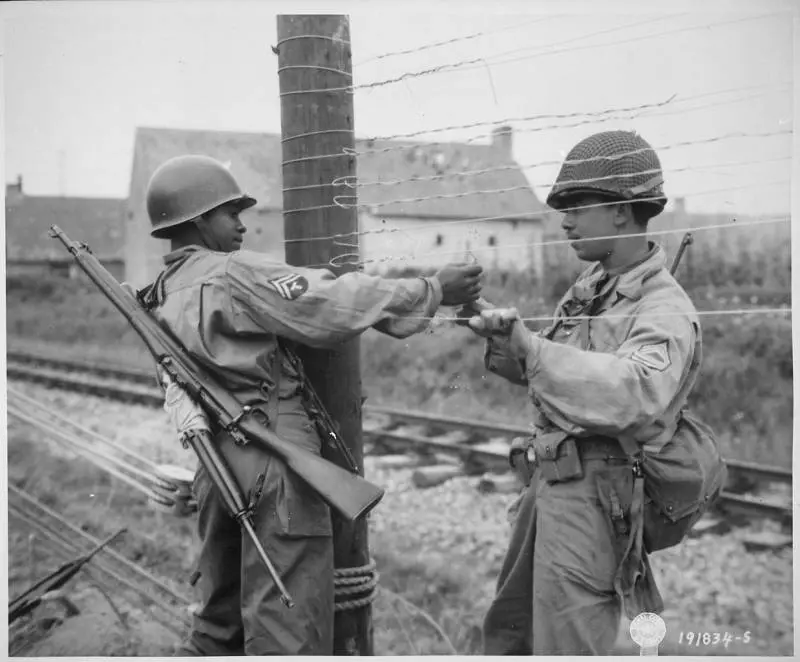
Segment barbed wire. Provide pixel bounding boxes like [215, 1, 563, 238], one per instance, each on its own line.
[281, 129, 791, 217]
[281, 159, 790, 245]
[280, 98, 790, 170]
[359, 12, 783, 89]
[329, 156, 790, 212]
[344, 96, 680, 159]
[282, 13, 779, 98]
[407, 306, 791, 325]
[279, 15, 677, 96]
[364, 80, 790, 143]
[333, 125, 791, 191]
[354, 16, 557, 66]
[279, 95, 677, 170]
[325, 210, 790, 269]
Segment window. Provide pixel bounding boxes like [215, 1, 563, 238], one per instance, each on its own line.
[436, 234, 444, 246]
[488, 236, 497, 247]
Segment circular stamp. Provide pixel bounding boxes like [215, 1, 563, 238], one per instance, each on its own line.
[630, 612, 667, 649]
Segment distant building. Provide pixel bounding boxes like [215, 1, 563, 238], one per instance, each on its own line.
[5, 176, 125, 278]
[125, 126, 548, 287]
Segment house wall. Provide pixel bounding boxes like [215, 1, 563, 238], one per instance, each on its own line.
[359, 212, 544, 281]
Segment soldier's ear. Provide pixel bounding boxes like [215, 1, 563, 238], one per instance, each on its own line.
[612, 202, 635, 227]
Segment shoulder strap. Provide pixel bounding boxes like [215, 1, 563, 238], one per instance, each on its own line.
[267, 342, 283, 430]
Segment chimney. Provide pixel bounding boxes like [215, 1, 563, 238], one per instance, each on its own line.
[6, 174, 23, 202]
[492, 125, 513, 159]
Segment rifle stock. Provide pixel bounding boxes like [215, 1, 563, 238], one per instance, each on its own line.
[48, 226, 384, 523]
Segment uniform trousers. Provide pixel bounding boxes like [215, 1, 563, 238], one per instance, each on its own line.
[175, 397, 334, 656]
[482, 441, 639, 655]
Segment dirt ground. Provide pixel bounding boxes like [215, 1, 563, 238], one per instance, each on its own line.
[11, 591, 180, 657]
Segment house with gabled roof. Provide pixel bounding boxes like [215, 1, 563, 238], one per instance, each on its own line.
[125, 125, 549, 287]
[5, 176, 126, 278]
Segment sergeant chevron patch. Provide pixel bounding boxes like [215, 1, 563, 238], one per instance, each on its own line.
[268, 274, 309, 300]
[631, 341, 671, 371]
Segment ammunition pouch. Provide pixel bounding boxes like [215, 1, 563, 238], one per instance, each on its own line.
[508, 437, 536, 487]
[531, 431, 583, 484]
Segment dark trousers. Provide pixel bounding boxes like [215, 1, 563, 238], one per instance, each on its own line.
[175, 402, 334, 656]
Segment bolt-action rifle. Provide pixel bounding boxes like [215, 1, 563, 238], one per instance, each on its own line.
[49, 226, 386, 608]
[9, 528, 127, 623]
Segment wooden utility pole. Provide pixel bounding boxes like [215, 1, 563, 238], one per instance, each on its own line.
[276, 15, 372, 656]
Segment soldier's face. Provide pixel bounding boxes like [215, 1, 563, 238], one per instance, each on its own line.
[198, 202, 247, 253]
[560, 194, 620, 262]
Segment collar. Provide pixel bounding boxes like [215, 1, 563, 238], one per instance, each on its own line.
[576, 242, 666, 302]
[162, 244, 206, 266]
[612, 242, 666, 301]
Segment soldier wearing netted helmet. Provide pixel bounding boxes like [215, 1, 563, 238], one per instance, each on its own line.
[142, 154, 484, 656]
[467, 130, 705, 654]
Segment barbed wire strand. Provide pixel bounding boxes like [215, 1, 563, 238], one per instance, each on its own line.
[281, 130, 791, 216]
[330, 156, 791, 211]
[278, 16, 673, 96]
[346, 97, 678, 158]
[347, 119, 790, 161]
[281, 96, 678, 173]
[336, 128, 791, 191]
[276, 65, 353, 77]
[281, 13, 778, 97]
[369, 12, 784, 88]
[282, 129, 354, 144]
[274, 34, 350, 48]
[409, 307, 791, 324]
[325, 212, 790, 269]
[354, 15, 674, 92]
[284, 176, 789, 249]
[354, 16, 558, 66]
[365, 80, 790, 143]
[281, 107, 790, 169]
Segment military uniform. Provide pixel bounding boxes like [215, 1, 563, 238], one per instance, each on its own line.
[481, 243, 701, 654]
[147, 247, 444, 656]
[479, 131, 703, 655]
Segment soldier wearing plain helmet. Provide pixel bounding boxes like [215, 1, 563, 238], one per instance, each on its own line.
[142, 154, 484, 656]
[467, 130, 707, 655]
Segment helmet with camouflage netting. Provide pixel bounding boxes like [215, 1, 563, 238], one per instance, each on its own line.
[546, 130, 667, 221]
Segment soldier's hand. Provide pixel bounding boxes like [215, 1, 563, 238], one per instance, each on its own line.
[468, 308, 534, 358]
[454, 297, 495, 327]
[435, 262, 483, 306]
[467, 307, 520, 337]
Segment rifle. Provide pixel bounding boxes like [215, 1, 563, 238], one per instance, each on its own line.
[9, 528, 126, 623]
[279, 341, 358, 474]
[670, 232, 693, 276]
[49, 226, 386, 608]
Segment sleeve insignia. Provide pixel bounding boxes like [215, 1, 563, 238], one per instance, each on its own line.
[630, 341, 671, 371]
[268, 274, 309, 300]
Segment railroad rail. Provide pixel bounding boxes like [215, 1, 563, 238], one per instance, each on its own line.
[6, 348, 793, 527]
[7, 485, 192, 655]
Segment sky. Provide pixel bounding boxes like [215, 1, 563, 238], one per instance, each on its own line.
[1, 0, 796, 218]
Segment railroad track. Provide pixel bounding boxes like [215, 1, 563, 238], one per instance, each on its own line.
[7, 485, 192, 654]
[7, 348, 793, 528]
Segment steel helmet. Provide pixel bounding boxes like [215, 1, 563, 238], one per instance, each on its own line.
[146, 155, 257, 239]
[546, 130, 667, 221]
